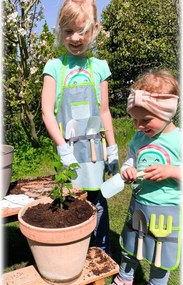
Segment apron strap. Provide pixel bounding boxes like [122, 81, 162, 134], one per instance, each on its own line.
[88, 59, 99, 107]
[55, 55, 67, 116]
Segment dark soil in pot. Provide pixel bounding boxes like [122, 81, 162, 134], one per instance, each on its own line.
[22, 196, 94, 228]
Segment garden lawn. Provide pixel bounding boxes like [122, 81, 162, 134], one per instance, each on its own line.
[3, 118, 181, 284]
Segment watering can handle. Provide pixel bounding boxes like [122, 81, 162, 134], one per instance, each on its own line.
[136, 237, 143, 260]
[154, 241, 162, 267]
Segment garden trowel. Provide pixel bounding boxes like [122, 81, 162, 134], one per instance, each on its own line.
[86, 116, 101, 163]
[132, 209, 147, 260]
[65, 120, 78, 152]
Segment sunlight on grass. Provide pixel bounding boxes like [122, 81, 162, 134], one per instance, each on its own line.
[5, 118, 180, 284]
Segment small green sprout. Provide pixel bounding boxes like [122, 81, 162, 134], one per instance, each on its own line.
[49, 153, 80, 209]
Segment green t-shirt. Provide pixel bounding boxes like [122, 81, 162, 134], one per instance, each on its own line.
[129, 128, 181, 205]
[43, 55, 111, 112]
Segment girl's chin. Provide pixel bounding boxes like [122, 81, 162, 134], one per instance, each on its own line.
[68, 50, 84, 56]
[144, 130, 154, 137]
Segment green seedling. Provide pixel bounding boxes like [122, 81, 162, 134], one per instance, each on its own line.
[49, 153, 80, 210]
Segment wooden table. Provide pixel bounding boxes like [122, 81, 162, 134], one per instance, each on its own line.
[1, 178, 87, 222]
[2, 247, 119, 285]
[1, 206, 21, 223]
[2, 207, 21, 218]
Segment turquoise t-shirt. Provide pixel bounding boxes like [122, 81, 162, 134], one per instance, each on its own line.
[43, 55, 111, 112]
[129, 128, 181, 206]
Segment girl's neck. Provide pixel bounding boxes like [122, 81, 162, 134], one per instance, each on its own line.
[162, 122, 176, 133]
[67, 52, 88, 58]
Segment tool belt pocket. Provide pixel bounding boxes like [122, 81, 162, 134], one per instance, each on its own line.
[68, 134, 104, 163]
[120, 196, 181, 271]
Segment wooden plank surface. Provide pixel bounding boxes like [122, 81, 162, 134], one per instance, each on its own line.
[1, 178, 87, 219]
[1, 207, 21, 218]
[2, 265, 47, 285]
[2, 247, 119, 285]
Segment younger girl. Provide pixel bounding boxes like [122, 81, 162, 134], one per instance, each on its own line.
[112, 69, 181, 285]
[41, 0, 119, 254]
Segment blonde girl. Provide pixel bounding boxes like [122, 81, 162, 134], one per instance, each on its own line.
[41, 0, 119, 254]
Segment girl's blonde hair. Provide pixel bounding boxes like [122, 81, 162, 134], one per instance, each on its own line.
[131, 69, 179, 96]
[56, 0, 99, 45]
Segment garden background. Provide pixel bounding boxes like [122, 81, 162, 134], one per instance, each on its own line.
[3, 0, 180, 284]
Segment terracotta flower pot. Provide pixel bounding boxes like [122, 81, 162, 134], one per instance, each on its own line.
[18, 197, 97, 283]
[1, 144, 14, 199]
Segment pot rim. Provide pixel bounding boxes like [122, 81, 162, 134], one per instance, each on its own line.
[2, 144, 14, 154]
[18, 197, 97, 244]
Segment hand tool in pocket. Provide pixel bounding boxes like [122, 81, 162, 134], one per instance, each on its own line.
[101, 171, 145, 199]
[132, 209, 147, 260]
[86, 117, 101, 163]
[99, 130, 107, 161]
[65, 120, 78, 152]
[149, 214, 173, 267]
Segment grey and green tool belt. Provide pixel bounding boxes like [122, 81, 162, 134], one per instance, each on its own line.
[66, 134, 102, 143]
[120, 195, 181, 271]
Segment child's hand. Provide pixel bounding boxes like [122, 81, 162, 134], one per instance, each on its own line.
[106, 144, 119, 175]
[57, 144, 78, 167]
[143, 164, 175, 181]
[121, 167, 138, 182]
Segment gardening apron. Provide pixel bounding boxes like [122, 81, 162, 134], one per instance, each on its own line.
[55, 55, 105, 190]
[120, 195, 181, 270]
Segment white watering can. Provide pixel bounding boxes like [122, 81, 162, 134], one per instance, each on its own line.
[101, 171, 144, 198]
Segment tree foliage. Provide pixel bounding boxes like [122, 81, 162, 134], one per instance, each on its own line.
[96, 0, 180, 117]
[3, 0, 180, 150]
[3, 0, 58, 147]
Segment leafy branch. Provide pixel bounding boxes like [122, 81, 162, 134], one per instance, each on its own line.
[49, 153, 80, 209]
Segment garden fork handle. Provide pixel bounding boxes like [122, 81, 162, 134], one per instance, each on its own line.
[154, 241, 162, 267]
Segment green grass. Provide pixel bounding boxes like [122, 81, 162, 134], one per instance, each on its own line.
[3, 118, 180, 284]
[3, 222, 34, 272]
